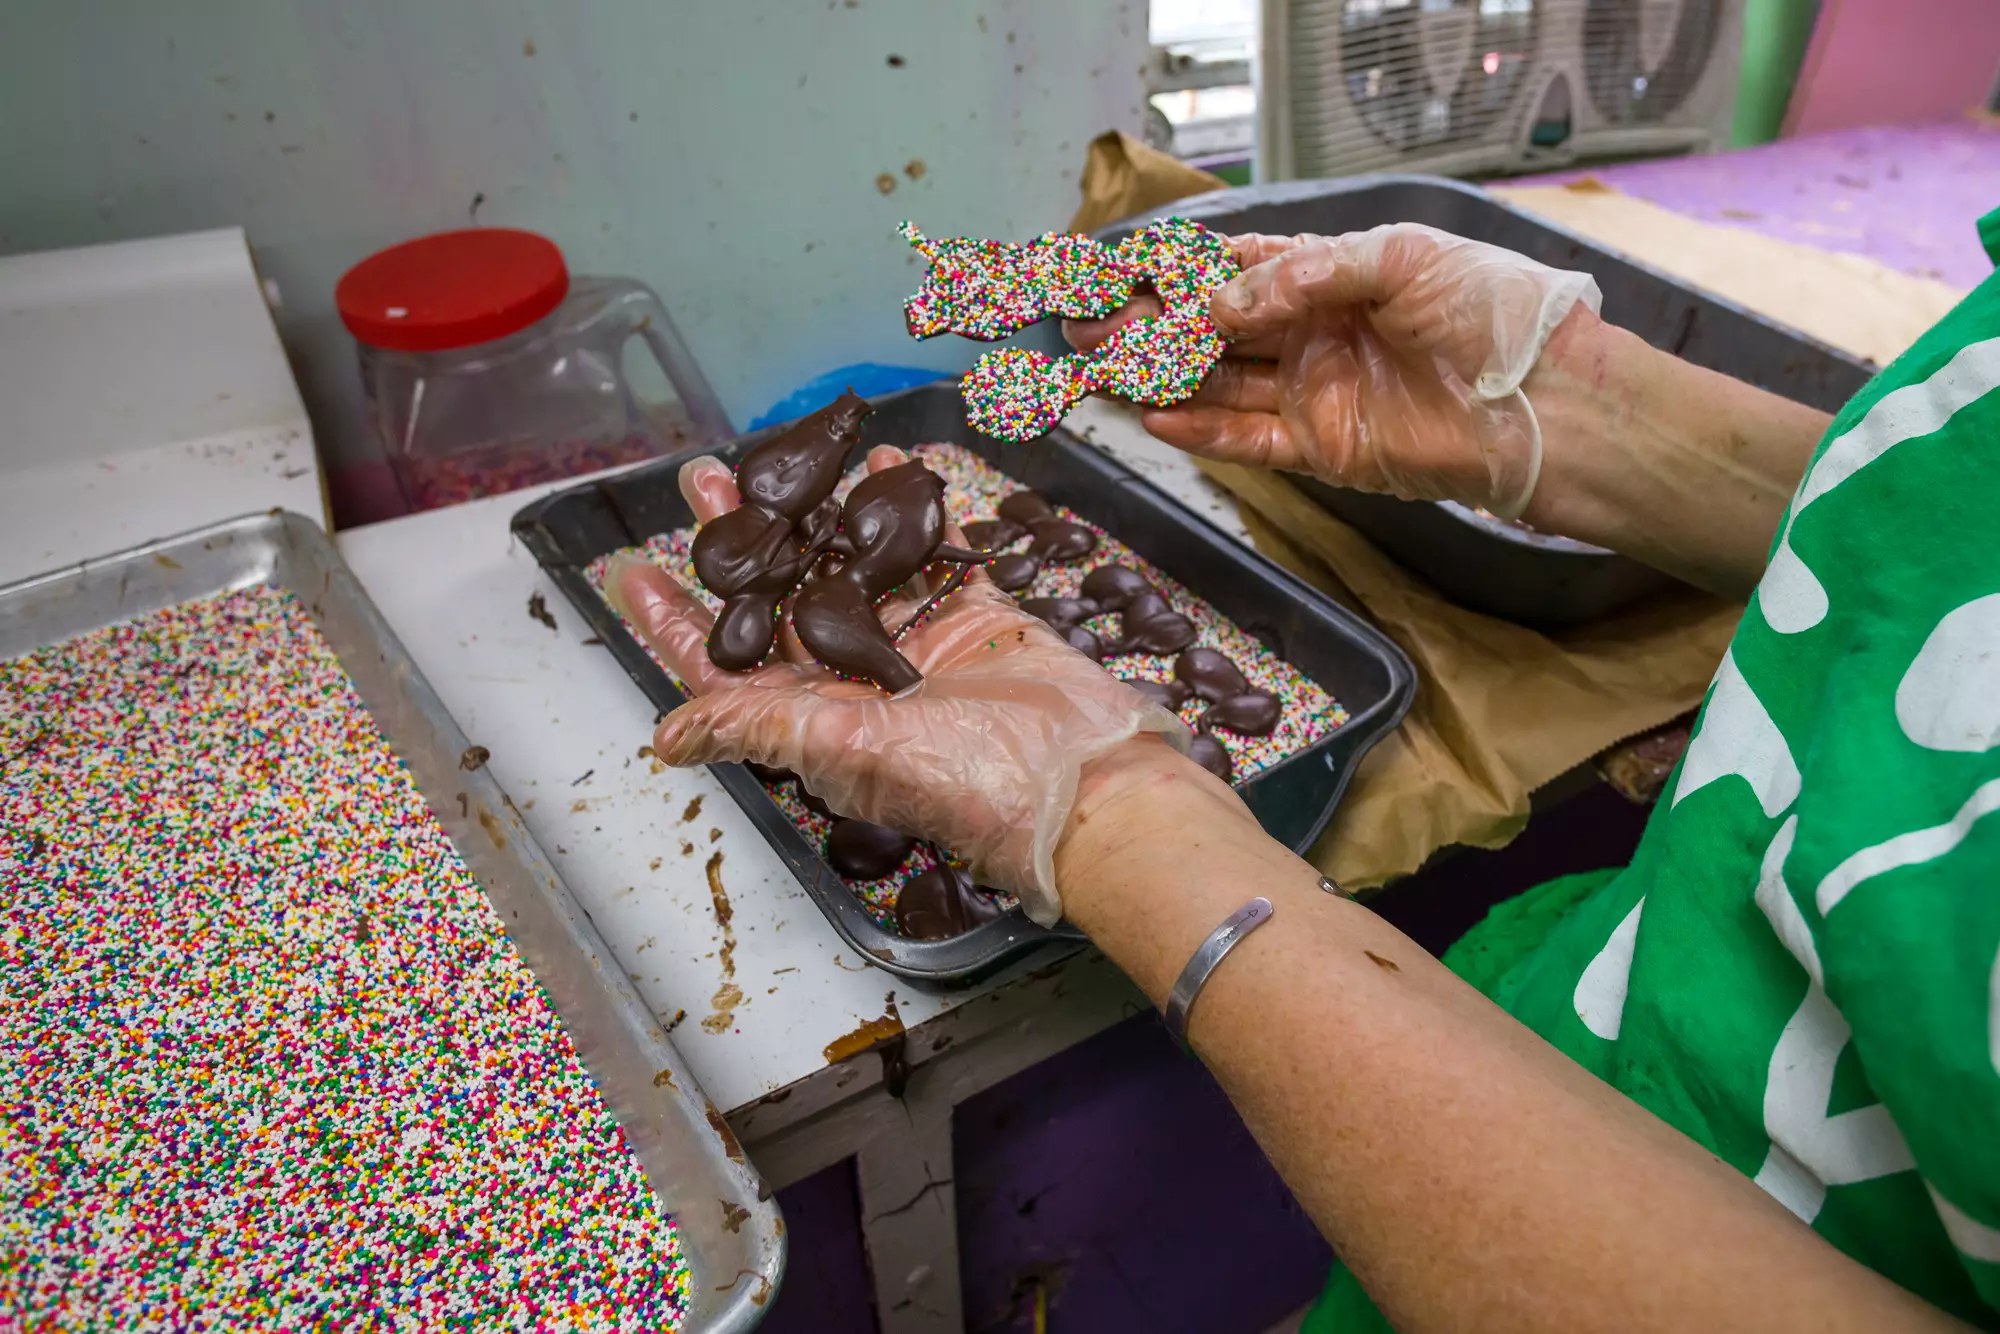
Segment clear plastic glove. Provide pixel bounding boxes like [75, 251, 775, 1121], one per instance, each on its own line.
[604, 446, 1190, 927]
[1067, 225, 1601, 520]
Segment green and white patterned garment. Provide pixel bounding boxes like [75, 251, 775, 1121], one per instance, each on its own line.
[1310, 209, 2000, 1331]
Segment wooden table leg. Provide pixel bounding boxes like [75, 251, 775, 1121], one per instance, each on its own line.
[855, 1066, 963, 1334]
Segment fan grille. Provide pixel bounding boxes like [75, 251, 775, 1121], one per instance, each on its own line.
[1582, 0, 1724, 123]
[1324, 0, 1539, 154]
[1280, 0, 1734, 177]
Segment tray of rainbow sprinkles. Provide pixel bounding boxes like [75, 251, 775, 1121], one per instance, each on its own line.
[513, 383, 1417, 984]
[0, 512, 781, 1331]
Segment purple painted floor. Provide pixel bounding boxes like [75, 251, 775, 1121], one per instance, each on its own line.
[1522, 120, 2000, 288]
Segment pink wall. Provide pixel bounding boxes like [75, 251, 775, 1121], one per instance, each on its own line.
[1785, 0, 2000, 137]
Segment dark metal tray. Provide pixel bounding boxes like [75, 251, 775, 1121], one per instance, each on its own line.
[1097, 175, 1877, 629]
[512, 383, 1416, 986]
[0, 513, 783, 1332]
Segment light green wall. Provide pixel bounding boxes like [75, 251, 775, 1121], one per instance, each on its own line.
[1732, 0, 1821, 147]
[0, 1, 1147, 468]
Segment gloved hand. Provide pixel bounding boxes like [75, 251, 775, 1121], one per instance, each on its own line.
[1068, 225, 1601, 520]
[605, 447, 1192, 927]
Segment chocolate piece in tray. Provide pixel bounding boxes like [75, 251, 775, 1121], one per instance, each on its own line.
[1200, 690, 1280, 737]
[996, 490, 1056, 527]
[1025, 519, 1098, 564]
[1103, 591, 1194, 657]
[1079, 564, 1153, 610]
[826, 819, 917, 880]
[961, 518, 1026, 551]
[1060, 626, 1104, 661]
[1174, 646, 1250, 704]
[1187, 734, 1235, 783]
[1017, 597, 1098, 632]
[1129, 679, 1195, 712]
[986, 553, 1041, 592]
[895, 864, 1006, 940]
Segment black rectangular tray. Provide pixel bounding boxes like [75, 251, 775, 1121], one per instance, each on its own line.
[1093, 175, 1878, 629]
[511, 383, 1415, 985]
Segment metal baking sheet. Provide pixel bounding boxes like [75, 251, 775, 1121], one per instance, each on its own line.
[0, 511, 783, 1332]
[512, 382, 1417, 986]
[1095, 174, 1878, 629]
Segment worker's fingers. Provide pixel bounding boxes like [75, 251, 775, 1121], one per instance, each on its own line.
[1063, 295, 1165, 353]
[775, 591, 813, 663]
[1211, 235, 1396, 341]
[653, 685, 862, 773]
[1139, 406, 1300, 474]
[604, 553, 736, 697]
[1228, 233, 1313, 270]
[1187, 358, 1281, 414]
[678, 456, 740, 525]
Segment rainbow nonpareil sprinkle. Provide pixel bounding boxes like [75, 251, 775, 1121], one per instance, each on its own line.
[0, 587, 692, 1331]
[900, 217, 1238, 442]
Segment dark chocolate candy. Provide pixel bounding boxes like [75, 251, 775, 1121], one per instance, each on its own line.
[895, 864, 1006, 940]
[1017, 596, 1100, 631]
[1174, 646, 1250, 704]
[1200, 691, 1280, 737]
[1186, 734, 1235, 783]
[1026, 519, 1097, 563]
[826, 819, 917, 881]
[744, 761, 793, 785]
[793, 461, 952, 693]
[1061, 625, 1104, 661]
[962, 518, 1027, 551]
[1128, 679, 1194, 711]
[996, 490, 1056, 526]
[693, 391, 872, 671]
[1104, 591, 1195, 657]
[1079, 563, 1156, 611]
[690, 392, 1012, 692]
[987, 553, 1041, 592]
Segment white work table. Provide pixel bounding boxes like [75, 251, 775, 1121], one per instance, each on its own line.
[336, 399, 1250, 1333]
[0, 229, 325, 586]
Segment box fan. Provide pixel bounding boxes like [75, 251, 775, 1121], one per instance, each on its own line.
[1256, 0, 1744, 180]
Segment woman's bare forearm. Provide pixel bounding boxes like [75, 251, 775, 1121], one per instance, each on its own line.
[1055, 739, 1963, 1334]
[1522, 308, 1833, 598]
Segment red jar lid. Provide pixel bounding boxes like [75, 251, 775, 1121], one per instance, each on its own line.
[336, 228, 570, 352]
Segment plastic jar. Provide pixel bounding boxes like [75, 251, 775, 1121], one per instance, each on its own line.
[336, 228, 731, 512]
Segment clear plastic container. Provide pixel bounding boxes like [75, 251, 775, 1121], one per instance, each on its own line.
[336, 228, 732, 512]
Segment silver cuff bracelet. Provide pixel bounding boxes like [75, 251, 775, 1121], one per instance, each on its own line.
[1162, 896, 1273, 1045]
